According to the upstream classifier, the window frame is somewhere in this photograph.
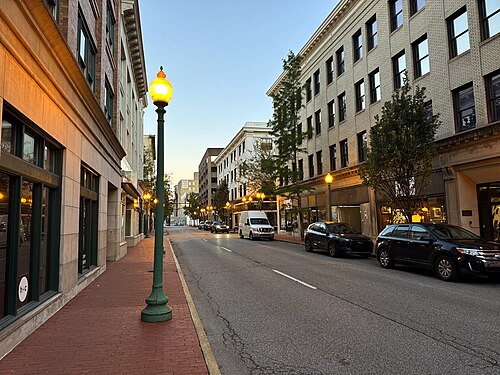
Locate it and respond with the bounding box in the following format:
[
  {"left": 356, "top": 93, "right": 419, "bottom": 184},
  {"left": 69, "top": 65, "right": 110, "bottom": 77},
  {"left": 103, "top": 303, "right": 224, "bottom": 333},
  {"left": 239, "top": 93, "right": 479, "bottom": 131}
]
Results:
[
  {"left": 353, "top": 29, "right": 363, "bottom": 62},
  {"left": 328, "top": 99, "right": 335, "bottom": 128},
  {"left": 369, "top": 68, "right": 381, "bottom": 104},
  {"left": 453, "top": 83, "right": 476, "bottom": 132},
  {"left": 336, "top": 46, "right": 345, "bottom": 76},
  {"left": 366, "top": 15, "right": 378, "bottom": 51},
  {"left": 307, "top": 116, "right": 313, "bottom": 139},
  {"left": 340, "top": 139, "right": 349, "bottom": 168},
  {"left": 355, "top": 79, "right": 366, "bottom": 112},
  {"left": 410, "top": 0, "right": 425, "bottom": 16},
  {"left": 486, "top": 70, "right": 500, "bottom": 123},
  {"left": 413, "top": 34, "right": 430, "bottom": 78},
  {"left": 316, "top": 150, "right": 323, "bottom": 175},
  {"left": 326, "top": 56, "right": 334, "bottom": 84},
  {"left": 314, "top": 69, "right": 321, "bottom": 95},
  {"left": 329, "top": 144, "right": 337, "bottom": 171},
  {"left": 77, "top": 9, "right": 97, "bottom": 92},
  {"left": 315, "top": 109, "right": 322, "bottom": 135},
  {"left": 447, "top": 7, "right": 470, "bottom": 58},
  {"left": 479, "top": 0, "right": 500, "bottom": 40},
  {"left": 392, "top": 50, "right": 406, "bottom": 90},
  {"left": 389, "top": 0, "right": 403, "bottom": 32},
  {"left": 306, "top": 78, "right": 312, "bottom": 102},
  {"left": 308, "top": 154, "right": 314, "bottom": 178},
  {"left": 338, "top": 92, "right": 347, "bottom": 122},
  {"left": 357, "top": 131, "right": 368, "bottom": 162}
]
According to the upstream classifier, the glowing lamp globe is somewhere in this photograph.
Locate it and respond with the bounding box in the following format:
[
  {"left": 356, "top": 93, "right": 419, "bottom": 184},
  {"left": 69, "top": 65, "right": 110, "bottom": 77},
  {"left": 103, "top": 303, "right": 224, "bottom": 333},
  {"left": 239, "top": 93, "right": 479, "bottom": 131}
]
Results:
[
  {"left": 149, "top": 66, "right": 172, "bottom": 105},
  {"left": 325, "top": 173, "right": 333, "bottom": 184}
]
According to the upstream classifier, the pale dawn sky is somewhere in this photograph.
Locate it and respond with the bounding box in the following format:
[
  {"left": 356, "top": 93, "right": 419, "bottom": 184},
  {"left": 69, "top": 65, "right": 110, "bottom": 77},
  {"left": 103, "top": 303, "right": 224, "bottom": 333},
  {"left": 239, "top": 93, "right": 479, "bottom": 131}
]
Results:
[{"left": 140, "top": 0, "right": 339, "bottom": 185}]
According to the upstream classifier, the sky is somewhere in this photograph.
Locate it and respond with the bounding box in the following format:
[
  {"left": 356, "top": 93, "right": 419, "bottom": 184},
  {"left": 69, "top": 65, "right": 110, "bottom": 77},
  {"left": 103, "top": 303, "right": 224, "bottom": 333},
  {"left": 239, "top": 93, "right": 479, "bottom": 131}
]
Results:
[{"left": 140, "top": 0, "right": 339, "bottom": 185}]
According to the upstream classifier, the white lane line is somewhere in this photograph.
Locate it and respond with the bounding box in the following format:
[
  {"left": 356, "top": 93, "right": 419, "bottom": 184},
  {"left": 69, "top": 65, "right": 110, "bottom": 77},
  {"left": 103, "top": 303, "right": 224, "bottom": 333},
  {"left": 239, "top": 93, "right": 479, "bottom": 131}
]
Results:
[
  {"left": 220, "top": 247, "right": 232, "bottom": 253},
  {"left": 272, "top": 270, "right": 317, "bottom": 290},
  {"left": 203, "top": 239, "right": 208, "bottom": 242}
]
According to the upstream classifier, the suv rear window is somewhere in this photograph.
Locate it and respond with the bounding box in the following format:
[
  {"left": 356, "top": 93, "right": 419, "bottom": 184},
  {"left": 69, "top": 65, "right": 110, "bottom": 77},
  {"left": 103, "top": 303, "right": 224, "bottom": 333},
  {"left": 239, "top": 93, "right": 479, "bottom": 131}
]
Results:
[{"left": 392, "top": 225, "right": 410, "bottom": 238}]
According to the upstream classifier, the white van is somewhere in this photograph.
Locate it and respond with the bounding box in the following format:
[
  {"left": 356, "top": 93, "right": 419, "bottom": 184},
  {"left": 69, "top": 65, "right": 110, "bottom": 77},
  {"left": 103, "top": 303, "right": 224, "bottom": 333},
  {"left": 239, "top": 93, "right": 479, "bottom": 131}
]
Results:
[{"left": 239, "top": 211, "right": 274, "bottom": 240}]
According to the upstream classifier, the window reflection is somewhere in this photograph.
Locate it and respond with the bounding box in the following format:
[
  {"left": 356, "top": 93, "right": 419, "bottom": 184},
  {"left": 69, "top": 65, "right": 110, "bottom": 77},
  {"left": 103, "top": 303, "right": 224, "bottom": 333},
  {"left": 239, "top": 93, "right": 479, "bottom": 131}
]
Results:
[{"left": 17, "top": 180, "right": 33, "bottom": 309}]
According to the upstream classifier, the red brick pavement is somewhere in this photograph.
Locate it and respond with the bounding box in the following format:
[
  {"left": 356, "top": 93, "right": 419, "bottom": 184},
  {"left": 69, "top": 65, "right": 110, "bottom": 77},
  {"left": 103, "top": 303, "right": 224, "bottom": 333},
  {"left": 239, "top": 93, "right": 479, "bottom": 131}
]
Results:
[{"left": 0, "top": 236, "right": 209, "bottom": 375}]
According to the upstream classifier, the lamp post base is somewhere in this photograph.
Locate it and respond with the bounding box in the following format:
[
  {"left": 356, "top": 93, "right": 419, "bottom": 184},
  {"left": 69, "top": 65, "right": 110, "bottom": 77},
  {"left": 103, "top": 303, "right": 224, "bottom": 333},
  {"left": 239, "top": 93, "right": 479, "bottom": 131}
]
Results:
[{"left": 141, "top": 287, "right": 172, "bottom": 322}]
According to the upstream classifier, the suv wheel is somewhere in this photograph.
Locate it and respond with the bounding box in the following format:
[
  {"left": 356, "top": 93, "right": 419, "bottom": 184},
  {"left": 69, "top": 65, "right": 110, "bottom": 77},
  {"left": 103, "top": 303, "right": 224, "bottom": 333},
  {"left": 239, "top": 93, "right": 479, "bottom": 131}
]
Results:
[
  {"left": 378, "top": 248, "right": 394, "bottom": 269},
  {"left": 328, "top": 242, "right": 340, "bottom": 257},
  {"left": 305, "top": 238, "right": 313, "bottom": 252},
  {"left": 435, "top": 255, "right": 457, "bottom": 281},
  {"left": 249, "top": 232, "right": 254, "bottom": 241}
]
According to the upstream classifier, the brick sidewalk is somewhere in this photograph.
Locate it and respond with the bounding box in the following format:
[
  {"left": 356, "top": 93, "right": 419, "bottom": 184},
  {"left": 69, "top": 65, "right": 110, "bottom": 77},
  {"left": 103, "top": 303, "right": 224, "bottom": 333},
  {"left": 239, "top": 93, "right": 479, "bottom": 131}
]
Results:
[{"left": 0, "top": 236, "right": 210, "bottom": 375}]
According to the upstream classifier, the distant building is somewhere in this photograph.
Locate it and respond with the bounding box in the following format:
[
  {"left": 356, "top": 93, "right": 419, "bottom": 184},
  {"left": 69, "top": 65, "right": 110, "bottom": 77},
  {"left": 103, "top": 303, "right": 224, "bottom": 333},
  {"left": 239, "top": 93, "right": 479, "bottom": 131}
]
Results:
[
  {"left": 214, "top": 122, "right": 278, "bottom": 228},
  {"left": 198, "top": 148, "right": 223, "bottom": 212},
  {"left": 173, "top": 173, "right": 199, "bottom": 224}
]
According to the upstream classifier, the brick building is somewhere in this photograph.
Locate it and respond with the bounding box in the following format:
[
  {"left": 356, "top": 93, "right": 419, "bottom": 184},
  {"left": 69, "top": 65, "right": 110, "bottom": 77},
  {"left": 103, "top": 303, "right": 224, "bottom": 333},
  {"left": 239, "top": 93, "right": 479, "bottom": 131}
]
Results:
[
  {"left": 0, "top": 0, "right": 147, "bottom": 357},
  {"left": 267, "top": 0, "right": 500, "bottom": 240}
]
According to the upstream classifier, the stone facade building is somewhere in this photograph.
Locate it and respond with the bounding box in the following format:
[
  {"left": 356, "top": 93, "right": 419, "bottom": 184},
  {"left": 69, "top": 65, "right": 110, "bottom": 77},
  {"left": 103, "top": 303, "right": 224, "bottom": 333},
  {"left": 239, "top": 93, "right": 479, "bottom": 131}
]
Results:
[
  {"left": 198, "top": 148, "right": 223, "bottom": 212},
  {"left": 0, "top": 0, "right": 147, "bottom": 357},
  {"left": 268, "top": 0, "right": 500, "bottom": 240}
]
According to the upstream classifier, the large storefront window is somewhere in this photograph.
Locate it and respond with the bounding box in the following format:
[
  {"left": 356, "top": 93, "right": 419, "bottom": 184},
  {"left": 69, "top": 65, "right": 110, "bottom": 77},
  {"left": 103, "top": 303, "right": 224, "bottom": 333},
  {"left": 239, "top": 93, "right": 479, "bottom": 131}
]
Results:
[
  {"left": 478, "top": 182, "right": 500, "bottom": 242},
  {"left": 0, "top": 105, "right": 61, "bottom": 323},
  {"left": 377, "top": 196, "right": 447, "bottom": 233}
]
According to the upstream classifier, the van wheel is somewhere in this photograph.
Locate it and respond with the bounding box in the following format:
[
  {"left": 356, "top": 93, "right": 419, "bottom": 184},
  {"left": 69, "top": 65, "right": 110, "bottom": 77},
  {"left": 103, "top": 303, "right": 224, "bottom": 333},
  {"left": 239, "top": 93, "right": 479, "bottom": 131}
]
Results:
[{"left": 249, "top": 232, "right": 254, "bottom": 240}]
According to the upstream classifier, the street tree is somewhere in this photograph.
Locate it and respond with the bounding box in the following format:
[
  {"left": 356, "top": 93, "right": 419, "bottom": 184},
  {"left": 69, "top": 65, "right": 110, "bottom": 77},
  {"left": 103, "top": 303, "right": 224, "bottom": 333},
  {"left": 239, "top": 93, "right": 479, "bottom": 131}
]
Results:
[
  {"left": 269, "top": 50, "right": 310, "bottom": 239},
  {"left": 213, "top": 180, "right": 230, "bottom": 223},
  {"left": 238, "top": 139, "right": 278, "bottom": 197},
  {"left": 183, "top": 192, "right": 201, "bottom": 220},
  {"left": 359, "top": 80, "right": 441, "bottom": 222}
]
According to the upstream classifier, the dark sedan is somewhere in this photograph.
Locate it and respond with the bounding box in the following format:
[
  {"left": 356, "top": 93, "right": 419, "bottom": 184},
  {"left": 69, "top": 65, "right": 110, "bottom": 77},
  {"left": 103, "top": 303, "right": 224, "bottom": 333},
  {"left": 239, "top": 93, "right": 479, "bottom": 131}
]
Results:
[
  {"left": 304, "top": 221, "right": 373, "bottom": 257},
  {"left": 376, "top": 223, "right": 500, "bottom": 281}
]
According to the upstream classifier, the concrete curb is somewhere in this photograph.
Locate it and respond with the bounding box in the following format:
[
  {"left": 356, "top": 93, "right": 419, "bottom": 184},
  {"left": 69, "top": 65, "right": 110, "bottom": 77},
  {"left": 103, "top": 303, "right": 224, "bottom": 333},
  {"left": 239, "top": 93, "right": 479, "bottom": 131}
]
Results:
[{"left": 167, "top": 238, "right": 222, "bottom": 375}]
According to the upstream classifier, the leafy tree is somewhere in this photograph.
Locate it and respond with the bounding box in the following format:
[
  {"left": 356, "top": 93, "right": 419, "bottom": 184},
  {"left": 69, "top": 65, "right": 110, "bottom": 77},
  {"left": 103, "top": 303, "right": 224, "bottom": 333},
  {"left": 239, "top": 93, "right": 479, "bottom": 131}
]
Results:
[
  {"left": 269, "top": 50, "right": 310, "bottom": 239},
  {"left": 359, "top": 80, "right": 441, "bottom": 222},
  {"left": 183, "top": 192, "right": 201, "bottom": 220},
  {"left": 213, "top": 180, "right": 230, "bottom": 223},
  {"left": 238, "top": 139, "right": 278, "bottom": 197}
]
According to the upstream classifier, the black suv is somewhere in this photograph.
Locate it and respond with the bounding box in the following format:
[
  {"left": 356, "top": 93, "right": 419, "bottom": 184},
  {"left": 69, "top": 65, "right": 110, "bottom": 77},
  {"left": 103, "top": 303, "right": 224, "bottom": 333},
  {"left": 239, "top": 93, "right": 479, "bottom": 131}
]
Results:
[
  {"left": 376, "top": 223, "right": 500, "bottom": 281},
  {"left": 304, "top": 221, "right": 373, "bottom": 257}
]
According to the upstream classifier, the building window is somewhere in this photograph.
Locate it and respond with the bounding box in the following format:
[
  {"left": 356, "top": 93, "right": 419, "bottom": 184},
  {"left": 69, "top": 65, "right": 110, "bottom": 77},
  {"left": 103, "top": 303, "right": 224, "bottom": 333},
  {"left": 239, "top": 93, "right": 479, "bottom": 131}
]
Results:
[
  {"left": 298, "top": 159, "right": 304, "bottom": 180},
  {"left": 328, "top": 99, "right": 335, "bottom": 128},
  {"left": 44, "top": 0, "right": 60, "bottom": 23},
  {"left": 104, "top": 78, "right": 114, "bottom": 124},
  {"left": 479, "top": 0, "right": 500, "bottom": 40},
  {"left": 306, "top": 78, "right": 312, "bottom": 102},
  {"left": 314, "top": 69, "right": 320, "bottom": 95},
  {"left": 425, "top": 100, "right": 433, "bottom": 119},
  {"left": 336, "top": 46, "right": 345, "bottom": 76},
  {"left": 329, "top": 144, "right": 337, "bottom": 171},
  {"left": 315, "top": 110, "right": 322, "bottom": 135},
  {"left": 486, "top": 70, "right": 500, "bottom": 123},
  {"left": 366, "top": 15, "right": 378, "bottom": 51},
  {"left": 453, "top": 83, "right": 476, "bottom": 132},
  {"left": 369, "top": 68, "right": 381, "bottom": 103},
  {"left": 79, "top": 165, "right": 99, "bottom": 275},
  {"left": 448, "top": 8, "right": 470, "bottom": 58},
  {"left": 316, "top": 151, "right": 323, "bottom": 175},
  {"left": 353, "top": 29, "right": 363, "bottom": 62},
  {"left": 355, "top": 79, "right": 365, "bottom": 112},
  {"left": 307, "top": 116, "right": 313, "bottom": 139},
  {"left": 106, "top": 1, "right": 115, "bottom": 51},
  {"left": 308, "top": 154, "right": 314, "bottom": 178},
  {"left": 77, "top": 9, "right": 97, "bottom": 91},
  {"left": 357, "top": 131, "right": 367, "bottom": 162},
  {"left": 297, "top": 123, "right": 303, "bottom": 144},
  {"left": 326, "top": 56, "right": 334, "bottom": 84},
  {"left": 393, "top": 50, "right": 406, "bottom": 90},
  {"left": 340, "top": 139, "right": 349, "bottom": 168},
  {"left": 389, "top": 0, "right": 403, "bottom": 32},
  {"left": 413, "top": 35, "right": 430, "bottom": 78},
  {"left": 410, "top": 0, "right": 425, "bottom": 16},
  {"left": 338, "top": 92, "right": 347, "bottom": 122}
]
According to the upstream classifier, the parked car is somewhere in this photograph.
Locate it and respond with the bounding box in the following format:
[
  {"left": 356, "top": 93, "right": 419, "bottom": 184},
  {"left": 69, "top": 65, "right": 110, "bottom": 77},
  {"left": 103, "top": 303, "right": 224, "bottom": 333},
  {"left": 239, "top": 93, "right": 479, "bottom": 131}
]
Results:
[
  {"left": 198, "top": 221, "right": 205, "bottom": 230},
  {"left": 376, "top": 223, "right": 500, "bottom": 281},
  {"left": 210, "top": 221, "right": 229, "bottom": 233},
  {"left": 203, "top": 220, "right": 213, "bottom": 231},
  {"left": 238, "top": 211, "right": 274, "bottom": 240},
  {"left": 304, "top": 221, "right": 373, "bottom": 257}
]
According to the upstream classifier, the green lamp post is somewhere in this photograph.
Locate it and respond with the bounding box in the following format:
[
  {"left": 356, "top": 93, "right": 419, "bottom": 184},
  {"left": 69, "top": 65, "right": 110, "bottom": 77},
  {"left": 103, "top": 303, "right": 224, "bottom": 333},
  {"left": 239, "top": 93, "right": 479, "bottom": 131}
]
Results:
[
  {"left": 143, "top": 192, "right": 152, "bottom": 238},
  {"left": 141, "top": 66, "right": 173, "bottom": 323},
  {"left": 325, "top": 173, "right": 333, "bottom": 221}
]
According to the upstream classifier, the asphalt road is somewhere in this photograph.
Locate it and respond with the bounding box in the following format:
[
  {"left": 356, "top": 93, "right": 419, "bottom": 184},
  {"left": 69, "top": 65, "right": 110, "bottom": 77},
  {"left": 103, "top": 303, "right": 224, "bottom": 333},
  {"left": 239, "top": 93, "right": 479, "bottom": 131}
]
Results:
[{"left": 169, "top": 226, "right": 500, "bottom": 375}]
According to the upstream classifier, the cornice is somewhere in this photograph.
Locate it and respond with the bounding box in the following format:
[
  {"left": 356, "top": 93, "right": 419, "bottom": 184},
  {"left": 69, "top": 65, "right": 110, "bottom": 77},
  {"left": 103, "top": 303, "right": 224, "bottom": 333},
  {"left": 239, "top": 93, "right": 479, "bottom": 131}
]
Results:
[
  {"left": 122, "top": 0, "right": 147, "bottom": 101},
  {"left": 436, "top": 122, "right": 500, "bottom": 152}
]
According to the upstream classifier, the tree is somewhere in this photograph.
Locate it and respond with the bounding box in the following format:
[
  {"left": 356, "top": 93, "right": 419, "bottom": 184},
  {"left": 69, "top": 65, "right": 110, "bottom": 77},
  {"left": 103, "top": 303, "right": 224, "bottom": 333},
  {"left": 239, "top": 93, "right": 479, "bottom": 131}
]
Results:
[
  {"left": 269, "top": 50, "right": 310, "bottom": 239},
  {"left": 183, "top": 192, "right": 201, "bottom": 220},
  {"left": 359, "top": 80, "right": 441, "bottom": 222},
  {"left": 213, "top": 180, "right": 230, "bottom": 223},
  {"left": 238, "top": 139, "right": 278, "bottom": 197}
]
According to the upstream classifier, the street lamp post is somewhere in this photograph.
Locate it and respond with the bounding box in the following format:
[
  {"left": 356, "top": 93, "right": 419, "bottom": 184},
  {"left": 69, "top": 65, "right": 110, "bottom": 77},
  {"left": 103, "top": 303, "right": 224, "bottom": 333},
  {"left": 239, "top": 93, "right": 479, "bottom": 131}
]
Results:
[
  {"left": 141, "top": 67, "right": 173, "bottom": 323},
  {"left": 143, "top": 192, "right": 152, "bottom": 238},
  {"left": 325, "top": 173, "right": 333, "bottom": 221}
]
